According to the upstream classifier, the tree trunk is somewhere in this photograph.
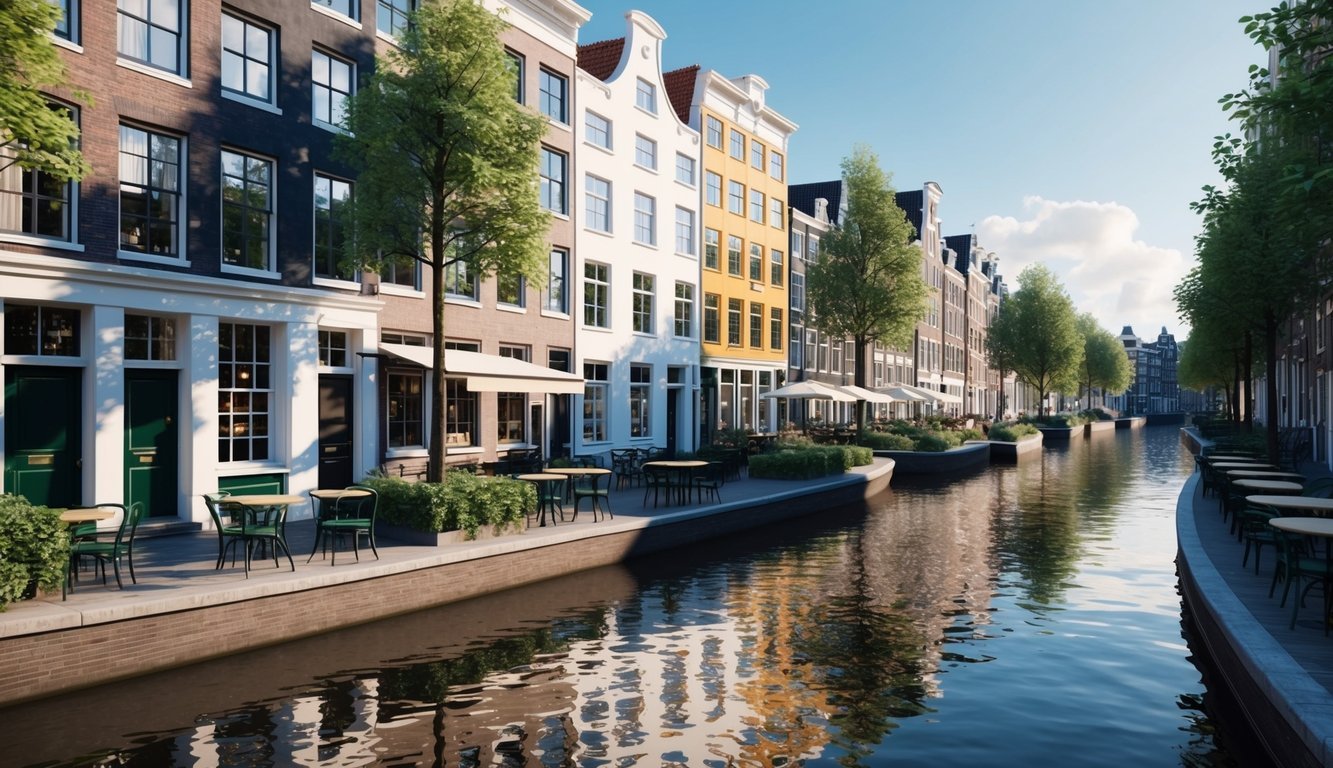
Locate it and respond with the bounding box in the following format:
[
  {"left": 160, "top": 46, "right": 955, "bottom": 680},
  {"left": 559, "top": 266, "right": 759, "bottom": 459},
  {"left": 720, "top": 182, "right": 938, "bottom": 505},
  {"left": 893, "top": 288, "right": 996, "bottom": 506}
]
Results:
[
  {"left": 1264, "top": 311, "right": 1280, "bottom": 463},
  {"left": 854, "top": 334, "right": 868, "bottom": 434},
  {"left": 426, "top": 169, "right": 448, "bottom": 484}
]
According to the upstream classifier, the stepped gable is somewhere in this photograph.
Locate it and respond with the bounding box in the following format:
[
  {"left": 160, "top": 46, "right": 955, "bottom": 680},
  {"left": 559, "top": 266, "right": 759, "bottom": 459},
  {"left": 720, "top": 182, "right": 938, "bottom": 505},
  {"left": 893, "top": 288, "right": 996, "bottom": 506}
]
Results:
[
  {"left": 577, "top": 38, "right": 624, "bottom": 81},
  {"left": 663, "top": 65, "right": 699, "bottom": 125}
]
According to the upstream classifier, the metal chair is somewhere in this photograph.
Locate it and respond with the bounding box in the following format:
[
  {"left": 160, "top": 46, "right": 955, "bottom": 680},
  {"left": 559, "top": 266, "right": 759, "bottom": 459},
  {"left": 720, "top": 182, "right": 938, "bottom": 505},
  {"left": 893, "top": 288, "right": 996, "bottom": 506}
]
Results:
[{"left": 70, "top": 502, "right": 144, "bottom": 590}]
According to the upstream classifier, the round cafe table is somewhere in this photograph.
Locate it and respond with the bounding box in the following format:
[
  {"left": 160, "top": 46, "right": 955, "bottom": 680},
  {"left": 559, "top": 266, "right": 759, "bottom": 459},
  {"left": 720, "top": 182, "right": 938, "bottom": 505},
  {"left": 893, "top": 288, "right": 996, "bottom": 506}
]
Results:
[
  {"left": 1246, "top": 495, "right": 1333, "bottom": 517},
  {"left": 59, "top": 508, "right": 116, "bottom": 524},
  {"left": 641, "top": 460, "right": 708, "bottom": 505},
  {"left": 216, "top": 495, "right": 303, "bottom": 576},
  {"left": 544, "top": 467, "right": 612, "bottom": 520},
  {"left": 517, "top": 473, "right": 566, "bottom": 527},
  {"left": 1268, "top": 517, "right": 1333, "bottom": 632}
]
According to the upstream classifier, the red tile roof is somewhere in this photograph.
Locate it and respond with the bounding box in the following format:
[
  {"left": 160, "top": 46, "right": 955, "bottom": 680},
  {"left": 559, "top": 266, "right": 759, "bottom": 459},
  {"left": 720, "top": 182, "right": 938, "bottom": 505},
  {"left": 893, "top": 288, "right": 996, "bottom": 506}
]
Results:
[
  {"left": 577, "top": 38, "right": 625, "bottom": 81},
  {"left": 663, "top": 65, "right": 699, "bottom": 126}
]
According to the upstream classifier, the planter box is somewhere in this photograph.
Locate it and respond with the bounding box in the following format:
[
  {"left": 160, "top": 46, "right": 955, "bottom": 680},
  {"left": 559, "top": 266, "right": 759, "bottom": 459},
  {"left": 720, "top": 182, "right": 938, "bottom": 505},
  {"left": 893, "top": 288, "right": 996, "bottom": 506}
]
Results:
[
  {"left": 976, "top": 433, "right": 1043, "bottom": 463},
  {"left": 874, "top": 442, "right": 989, "bottom": 474},
  {"left": 376, "top": 520, "right": 524, "bottom": 547},
  {"left": 1085, "top": 420, "right": 1117, "bottom": 437},
  {"left": 1035, "top": 425, "right": 1079, "bottom": 441}
]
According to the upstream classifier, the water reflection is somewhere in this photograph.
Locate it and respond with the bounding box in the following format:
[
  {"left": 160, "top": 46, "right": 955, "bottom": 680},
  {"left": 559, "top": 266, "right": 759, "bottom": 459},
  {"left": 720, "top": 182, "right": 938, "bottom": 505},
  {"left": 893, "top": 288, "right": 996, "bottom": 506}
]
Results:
[{"left": 5, "top": 428, "right": 1238, "bottom": 767}]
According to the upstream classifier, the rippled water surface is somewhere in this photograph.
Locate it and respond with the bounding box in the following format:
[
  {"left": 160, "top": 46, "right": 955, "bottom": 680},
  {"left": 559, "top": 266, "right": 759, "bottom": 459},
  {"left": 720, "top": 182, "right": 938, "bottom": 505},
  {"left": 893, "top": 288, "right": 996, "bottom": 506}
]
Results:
[{"left": 7, "top": 427, "right": 1251, "bottom": 766}]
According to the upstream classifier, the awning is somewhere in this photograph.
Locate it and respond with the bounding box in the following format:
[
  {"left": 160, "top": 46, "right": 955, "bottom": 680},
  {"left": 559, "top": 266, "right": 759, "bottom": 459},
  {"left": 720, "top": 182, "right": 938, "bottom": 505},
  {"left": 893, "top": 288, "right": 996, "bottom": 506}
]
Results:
[
  {"left": 762, "top": 380, "right": 858, "bottom": 402},
  {"left": 877, "top": 385, "right": 929, "bottom": 403},
  {"left": 379, "top": 343, "right": 584, "bottom": 395},
  {"left": 891, "top": 383, "right": 963, "bottom": 405},
  {"left": 837, "top": 384, "right": 898, "bottom": 404}
]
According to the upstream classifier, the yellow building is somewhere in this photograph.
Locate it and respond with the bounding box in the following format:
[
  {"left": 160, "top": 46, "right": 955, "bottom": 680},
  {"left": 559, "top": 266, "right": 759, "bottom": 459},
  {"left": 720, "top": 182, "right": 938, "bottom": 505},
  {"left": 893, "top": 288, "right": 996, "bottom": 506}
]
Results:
[{"left": 671, "top": 69, "right": 797, "bottom": 440}]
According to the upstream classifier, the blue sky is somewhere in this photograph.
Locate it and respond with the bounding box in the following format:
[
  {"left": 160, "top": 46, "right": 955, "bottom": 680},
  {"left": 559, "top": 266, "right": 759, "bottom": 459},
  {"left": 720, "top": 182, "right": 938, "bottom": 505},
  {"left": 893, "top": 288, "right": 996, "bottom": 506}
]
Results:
[{"left": 573, "top": 0, "right": 1265, "bottom": 341}]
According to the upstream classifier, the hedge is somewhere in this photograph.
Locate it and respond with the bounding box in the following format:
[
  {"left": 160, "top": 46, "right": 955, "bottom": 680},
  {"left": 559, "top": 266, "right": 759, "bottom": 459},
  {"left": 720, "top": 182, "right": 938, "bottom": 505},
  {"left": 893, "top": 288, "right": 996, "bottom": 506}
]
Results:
[
  {"left": 359, "top": 472, "right": 534, "bottom": 539},
  {"left": 748, "top": 445, "right": 872, "bottom": 480},
  {"left": 988, "top": 422, "right": 1040, "bottom": 442},
  {"left": 0, "top": 494, "right": 69, "bottom": 610}
]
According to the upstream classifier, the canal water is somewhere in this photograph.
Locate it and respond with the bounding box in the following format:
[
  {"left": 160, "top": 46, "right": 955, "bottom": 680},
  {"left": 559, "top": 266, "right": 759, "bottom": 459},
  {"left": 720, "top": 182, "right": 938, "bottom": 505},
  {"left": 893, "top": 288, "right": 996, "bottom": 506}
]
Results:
[{"left": 6, "top": 426, "right": 1256, "bottom": 767}]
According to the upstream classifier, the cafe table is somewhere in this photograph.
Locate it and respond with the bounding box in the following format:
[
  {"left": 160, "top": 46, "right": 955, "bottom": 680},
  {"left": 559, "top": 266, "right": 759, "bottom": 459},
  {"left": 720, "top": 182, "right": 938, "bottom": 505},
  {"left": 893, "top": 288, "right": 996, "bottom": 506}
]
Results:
[
  {"left": 308, "top": 489, "right": 373, "bottom": 562},
  {"left": 58, "top": 508, "right": 118, "bottom": 599},
  {"left": 1268, "top": 516, "right": 1333, "bottom": 632},
  {"left": 1224, "top": 469, "right": 1306, "bottom": 482},
  {"left": 544, "top": 467, "right": 612, "bottom": 519},
  {"left": 640, "top": 460, "right": 708, "bottom": 506},
  {"left": 517, "top": 473, "right": 567, "bottom": 527},
  {"left": 218, "top": 494, "right": 303, "bottom": 575},
  {"left": 1246, "top": 495, "right": 1333, "bottom": 517}
]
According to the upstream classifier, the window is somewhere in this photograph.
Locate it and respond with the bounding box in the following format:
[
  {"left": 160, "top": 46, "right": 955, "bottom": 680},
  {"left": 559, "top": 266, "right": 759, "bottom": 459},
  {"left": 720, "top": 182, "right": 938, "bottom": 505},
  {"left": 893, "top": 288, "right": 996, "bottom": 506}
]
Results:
[
  {"left": 583, "top": 362, "right": 608, "bottom": 442},
  {"left": 221, "top": 13, "right": 273, "bottom": 104},
  {"left": 446, "top": 378, "right": 476, "bottom": 446},
  {"left": 629, "top": 364, "right": 651, "bottom": 438},
  {"left": 444, "top": 255, "right": 477, "bottom": 299},
  {"left": 506, "top": 50, "right": 524, "bottom": 103},
  {"left": 770, "top": 307, "right": 783, "bottom": 350},
  {"left": 674, "top": 282, "right": 693, "bottom": 338},
  {"left": 55, "top": 0, "right": 76, "bottom": 41},
  {"left": 540, "top": 147, "right": 567, "bottom": 214},
  {"left": 584, "top": 262, "right": 609, "bottom": 327},
  {"left": 387, "top": 369, "right": 423, "bottom": 448},
  {"left": 126, "top": 314, "right": 176, "bottom": 360},
  {"left": 806, "top": 329, "right": 818, "bottom": 372},
  {"left": 749, "top": 189, "right": 764, "bottom": 223},
  {"left": 807, "top": 235, "right": 819, "bottom": 263},
  {"left": 313, "top": 173, "right": 353, "bottom": 280},
  {"left": 546, "top": 249, "right": 567, "bottom": 313},
  {"left": 221, "top": 150, "right": 273, "bottom": 271},
  {"left": 728, "top": 181, "right": 744, "bottom": 215},
  {"left": 729, "top": 129, "right": 744, "bottom": 160},
  {"left": 727, "top": 298, "right": 742, "bottom": 346},
  {"left": 585, "top": 175, "right": 611, "bottom": 232},
  {"left": 0, "top": 106, "right": 76, "bottom": 241},
  {"left": 791, "top": 273, "right": 805, "bottom": 315},
  {"left": 832, "top": 340, "right": 843, "bottom": 374},
  {"left": 377, "top": 0, "right": 414, "bottom": 37},
  {"left": 218, "top": 323, "right": 271, "bottom": 463},
  {"left": 119, "top": 125, "right": 180, "bottom": 257},
  {"left": 632, "top": 272, "right": 654, "bottom": 333},
  {"left": 790, "top": 326, "right": 802, "bottom": 369},
  {"left": 675, "top": 153, "right": 696, "bottom": 186},
  {"left": 585, "top": 111, "right": 610, "bottom": 149},
  {"left": 633, "top": 192, "right": 655, "bottom": 245},
  {"left": 751, "top": 140, "right": 764, "bottom": 170},
  {"left": 749, "top": 243, "right": 762, "bottom": 281},
  {"left": 727, "top": 235, "right": 742, "bottom": 276},
  {"left": 313, "top": 0, "right": 356, "bottom": 19},
  {"left": 705, "top": 171, "right": 721, "bottom": 207},
  {"left": 539, "top": 68, "right": 567, "bottom": 123},
  {"left": 749, "top": 303, "right": 763, "bottom": 348},
  {"left": 313, "top": 50, "right": 353, "bottom": 130},
  {"left": 318, "top": 330, "right": 347, "bottom": 367},
  {"left": 770, "top": 249, "right": 783, "bottom": 286},
  {"left": 770, "top": 151, "right": 784, "bottom": 181},
  {"left": 381, "top": 254, "right": 419, "bottom": 289},
  {"left": 634, "top": 134, "right": 657, "bottom": 170},
  {"left": 118, "top": 0, "right": 185, "bottom": 75},
  {"left": 706, "top": 116, "right": 723, "bottom": 148},
  {"left": 674, "top": 207, "right": 695, "bottom": 255},
  {"left": 497, "top": 271, "right": 525, "bottom": 307},
  {"left": 792, "top": 231, "right": 805, "bottom": 263},
  {"left": 704, "top": 293, "right": 720, "bottom": 343},
  {"left": 704, "top": 228, "right": 719, "bottom": 270},
  {"left": 770, "top": 198, "right": 783, "bottom": 229},
  {"left": 4, "top": 304, "right": 80, "bottom": 356},
  {"left": 635, "top": 78, "right": 657, "bottom": 113}
]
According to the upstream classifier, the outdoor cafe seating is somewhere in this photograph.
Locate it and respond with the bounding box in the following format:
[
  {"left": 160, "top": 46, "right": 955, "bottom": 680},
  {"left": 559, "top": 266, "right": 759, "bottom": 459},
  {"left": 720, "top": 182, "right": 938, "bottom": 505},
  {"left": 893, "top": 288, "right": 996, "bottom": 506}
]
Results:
[{"left": 308, "top": 485, "right": 380, "bottom": 565}]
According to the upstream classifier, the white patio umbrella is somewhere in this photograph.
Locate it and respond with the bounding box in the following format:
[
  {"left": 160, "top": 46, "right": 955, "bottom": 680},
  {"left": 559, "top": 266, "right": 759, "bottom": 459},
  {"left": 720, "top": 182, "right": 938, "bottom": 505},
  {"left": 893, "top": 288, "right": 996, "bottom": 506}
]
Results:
[
  {"left": 876, "top": 385, "right": 929, "bottom": 403},
  {"left": 762, "top": 380, "right": 858, "bottom": 402},
  {"left": 837, "top": 384, "right": 898, "bottom": 404}
]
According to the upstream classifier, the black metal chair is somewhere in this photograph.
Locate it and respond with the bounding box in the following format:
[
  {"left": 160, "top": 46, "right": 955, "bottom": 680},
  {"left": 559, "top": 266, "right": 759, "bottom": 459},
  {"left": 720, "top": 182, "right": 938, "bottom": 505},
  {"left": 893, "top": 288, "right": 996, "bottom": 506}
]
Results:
[
  {"left": 70, "top": 502, "right": 144, "bottom": 590},
  {"left": 310, "top": 486, "right": 379, "bottom": 565},
  {"left": 204, "top": 492, "right": 246, "bottom": 570}
]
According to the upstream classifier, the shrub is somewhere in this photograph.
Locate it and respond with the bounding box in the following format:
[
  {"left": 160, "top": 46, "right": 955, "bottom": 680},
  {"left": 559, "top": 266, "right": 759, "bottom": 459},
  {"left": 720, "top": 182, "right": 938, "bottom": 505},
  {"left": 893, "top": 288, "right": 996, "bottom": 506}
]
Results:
[
  {"left": 913, "top": 433, "right": 953, "bottom": 452},
  {"left": 858, "top": 431, "right": 915, "bottom": 451},
  {"left": 957, "top": 428, "right": 985, "bottom": 443},
  {"left": 748, "top": 445, "right": 872, "bottom": 479},
  {"left": 0, "top": 494, "right": 70, "bottom": 610},
  {"left": 360, "top": 472, "right": 534, "bottom": 539},
  {"left": 989, "top": 422, "right": 1040, "bottom": 442}
]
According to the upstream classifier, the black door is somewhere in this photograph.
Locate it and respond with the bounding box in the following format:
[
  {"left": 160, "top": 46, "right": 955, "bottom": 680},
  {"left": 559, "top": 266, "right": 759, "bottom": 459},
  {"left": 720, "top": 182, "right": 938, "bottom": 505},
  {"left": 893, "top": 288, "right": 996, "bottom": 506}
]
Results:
[
  {"left": 319, "top": 375, "right": 353, "bottom": 490},
  {"left": 4, "top": 366, "right": 81, "bottom": 507},
  {"left": 666, "top": 389, "right": 678, "bottom": 456},
  {"left": 125, "top": 370, "right": 178, "bottom": 518}
]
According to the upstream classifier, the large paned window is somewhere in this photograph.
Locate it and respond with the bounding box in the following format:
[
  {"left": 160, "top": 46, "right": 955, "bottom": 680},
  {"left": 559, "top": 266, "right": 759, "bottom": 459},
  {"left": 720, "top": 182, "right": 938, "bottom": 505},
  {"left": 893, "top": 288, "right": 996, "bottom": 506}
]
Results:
[
  {"left": 727, "top": 298, "right": 742, "bottom": 346},
  {"left": 313, "top": 0, "right": 356, "bottom": 20},
  {"left": 705, "top": 171, "right": 721, "bottom": 207},
  {"left": 506, "top": 50, "right": 524, "bottom": 103},
  {"left": 805, "top": 329, "right": 817, "bottom": 372},
  {"left": 221, "top": 149, "right": 273, "bottom": 271},
  {"left": 808, "top": 235, "right": 820, "bottom": 262},
  {"left": 539, "top": 68, "right": 567, "bottom": 123},
  {"left": 585, "top": 175, "right": 610, "bottom": 232},
  {"left": 674, "top": 207, "right": 695, "bottom": 255},
  {"left": 497, "top": 270, "right": 525, "bottom": 307},
  {"left": 444, "top": 255, "right": 477, "bottom": 299},
  {"left": 126, "top": 314, "right": 176, "bottom": 360},
  {"left": 629, "top": 364, "right": 651, "bottom": 438},
  {"left": 727, "top": 180, "right": 744, "bottom": 215},
  {"left": 770, "top": 151, "right": 784, "bottom": 181},
  {"left": 749, "top": 243, "right": 762, "bottom": 281},
  {"left": 704, "top": 228, "right": 719, "bottom": 270},
  {"left": 674, "top": 282, "right": 693, "bottom": 338},
  {"left": 318, "top": 330, "right": 347, "bottom": 367},
  {"left": 4, "top": 304, "right": 80, "bottom": 356},
  {"left": 675, "top": 154, "right": 696, "bottom": 186},
  {"left": 729, "top": 129, "right": 744, "bottom": 160},
  {"left": 387, "top": 369, "right": 423, "bottom": 448},
  {"left": 546, "top": 249, "right": 567, "bottom": 313},
  {"left": 221, "top": 13, "right": 273, "bottom": 104},
  {"left": 770, "top": 198, "right": 783, "bottom": 229},
  {"left": 792, "top": 230, "right": 805, "bottom": 263},
  {"left": 749, "top": 189, "right": 764, "bottom": 223},
  {"left": 751, "top": 140, "right": 764, "bottom": 170},
  {"left": 585, "top": 111, "right": 611, "bottom": 149},
  {"left": 377, "top": 0, "right": 414, "bottom": 38},
  {"left": 634, "top": 134, "right": 657, "bottom": 170},
  {"left": 445, "top": 377, "right": 476, "bottom": 446},
  {"left": 218, "top": 323, "right": 271, "bottom": 463},
  {"left": 381, "top": 255, "right": 419, "bottom": 289},
  {"left": 791, "top": 273, "right": 805, "bottom": 317},
  {"left": 749, "top": 302, "right": 763, "bottom": 348},
  {"left": 540, "top": 147, "right": 567, "bottom": 214},
  {"left": 55, "top": 0, "right": 76, "bottom": 41},
  {"left": 117, "top": 0, "right": 184, "bottom": 75},
  {"left": 704, "top": 293, "right": 720, "bottom": 343},
  {"left": 312, "top": 50, "right": 353, "bottom": 130},
  {"left": 705, "top": 116, "right": 722, "bottom": 148},
  {"left": 0, "top": 106, "right": 76, "bottom": 241},
  {"left": 635, "top": 78, "right": 657, "bottom": 113},
  {"left": 770, "top": 249, "right": 783, "bottom": 286},
  {"left": 583, "top": 362, "right": 608, "bottom": 442},
  {"left": 632, "top": 272, "right": 654, "bottom": 333},
  {"left": 727, "top": 235, "right": 742, "bottom": 276},
  {"left": 584, "top": 262, "right": 609, "bottom": 327},
  {"left": 119, "top": 125, "right": 180, "bottom": 257},
  {"left": 496, "top": 391, "right": 525, "bottom": 443},
  {"left": 633, "top": 192, "right": 655, "bottom": 245},
  {"left": 313, "top": 173, "right": 353, "bottom": 280},
  {"left": 770, "top": 307, "right": 783, "bottom": 350}
]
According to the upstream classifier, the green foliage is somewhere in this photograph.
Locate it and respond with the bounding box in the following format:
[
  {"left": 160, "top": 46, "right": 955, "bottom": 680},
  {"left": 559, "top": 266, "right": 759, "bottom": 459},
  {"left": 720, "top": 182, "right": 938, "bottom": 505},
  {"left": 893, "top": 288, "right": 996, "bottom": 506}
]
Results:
[
  {"left": 711, "top": 428, "right": 752, "bottom": 449},
  {"left": 859, "top": 419, "right": 981, "bottom": 452},
  {"left": 0, "top": 0, "right": 89, "bottom": 182},
  {"left": 987, "top": 423, "right": 1040, "bottom": 442},
  {"left": 748, "top": 445, "right": 871, "bottom": 480},
  {"left": 1075, "top": 313, "right": 1132, "bottom": 398},
  {"left": 0, "top": 494, "right": 69, "bottom": 609},
  {"left": 857, "top": 431, "right": 915, "bottom": 451},
  {"left": 987, "top": 264, "right": 1082, "bottom": 409},
  {"left": 913, "top": 433, "right": 952, "bottom": 452},
  {"left": 359, "top": 473, "right": 533, "bottom": 539}
]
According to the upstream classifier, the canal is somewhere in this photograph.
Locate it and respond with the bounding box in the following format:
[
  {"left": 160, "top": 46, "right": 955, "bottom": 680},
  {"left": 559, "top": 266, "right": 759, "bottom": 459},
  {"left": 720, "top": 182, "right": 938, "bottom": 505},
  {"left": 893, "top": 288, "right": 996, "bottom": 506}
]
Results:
[{"left": 6, "top": 426, "right": 1258, "bottom": 766}]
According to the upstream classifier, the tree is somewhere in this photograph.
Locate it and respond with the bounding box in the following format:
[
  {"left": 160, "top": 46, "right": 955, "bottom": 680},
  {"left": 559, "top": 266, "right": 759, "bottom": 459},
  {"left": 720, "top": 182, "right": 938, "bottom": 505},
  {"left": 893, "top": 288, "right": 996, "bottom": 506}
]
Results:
[
  {"left": 0, "top": 0, "right": 88, "bottom": 182},
  {"left": 1074, "top": 313, "right": 1131, "bottom": 410},
  {"left": 336, "top": 0, "right": 549, "bottom": 482},
  {"left": 1178, "top": 331, "right": 1238, "bottom": 419},
  {"left": 985, "top": 264, "right": 1081, "bottom": 416},
  {"left": 805, "top": 145, "right": 926, "bottom": 432}
]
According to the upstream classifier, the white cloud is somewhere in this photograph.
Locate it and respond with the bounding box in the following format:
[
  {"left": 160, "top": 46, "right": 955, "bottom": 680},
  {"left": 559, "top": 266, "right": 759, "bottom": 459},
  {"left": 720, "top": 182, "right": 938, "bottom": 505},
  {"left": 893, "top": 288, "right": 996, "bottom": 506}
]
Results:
[{"left": 976, "top": 196, "right": 1191, "bottom": 339}]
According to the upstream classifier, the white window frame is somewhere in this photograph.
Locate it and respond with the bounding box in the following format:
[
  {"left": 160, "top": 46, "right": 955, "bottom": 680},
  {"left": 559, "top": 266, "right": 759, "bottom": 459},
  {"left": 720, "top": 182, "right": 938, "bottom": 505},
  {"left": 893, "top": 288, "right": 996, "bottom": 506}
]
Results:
[
  {"left": 312, "top": 49, "right": 354, "bottom": 132},
  {"left": 632, "top": 272, "right": 655, "bottom": 334},
  {"left": 117, "top": 0, "right": 187, "bottom": 77},
  {"left": 118, "top": 124, "right": 184, "bottom": 265},
  {"left": 584, "top": 262, "right": 609, "bottom": 328},
  {"left": 674, "top": 207, "right": 695, "bottom": 256},
  {"left": 673, "top": 282, "right": 693, "bottom": 338},
  {"left": 585, "top": 110, "right": 611, "bottom": 149},
  {"left": 635, "top": 78, "right": 657, "bottom": 114},
  {"left": 583, "top": 362, "right": 609, "bottom": 443},
  {"left": 634, "top": 134, "right": 657, "bottom": 171},
  {"left": 585, "top": 174, "right": 611, "bottom": 233},
  {"left": 629, "top": 363, "right": 652, "bottom": 438},
  {"left": 675, "top": 153, "right": 696, "bottom": 186},
  {"left": 633, "top": 192, "right": 656, "bottom": 246},
  {"left": 221, "top": 12, "right": 276, "bottom": 108}
]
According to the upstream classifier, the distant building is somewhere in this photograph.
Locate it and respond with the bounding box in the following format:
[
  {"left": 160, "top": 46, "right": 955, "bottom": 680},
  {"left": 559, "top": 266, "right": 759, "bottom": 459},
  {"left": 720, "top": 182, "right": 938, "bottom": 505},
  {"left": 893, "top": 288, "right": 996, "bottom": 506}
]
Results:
[{"left": 1107, "top": 326, "right": 1179, "bottom": 415}]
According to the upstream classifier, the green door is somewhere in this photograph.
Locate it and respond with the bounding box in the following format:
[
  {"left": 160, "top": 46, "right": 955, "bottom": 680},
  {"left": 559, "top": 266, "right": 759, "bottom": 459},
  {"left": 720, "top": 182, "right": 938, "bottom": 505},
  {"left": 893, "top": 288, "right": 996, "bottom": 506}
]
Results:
[
  {"left": 3, "top": 366, "right": 82, "bottom": 508},
  {"left": 126, "top": 370, "right": 178, "bottom": 519}
]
